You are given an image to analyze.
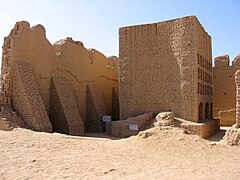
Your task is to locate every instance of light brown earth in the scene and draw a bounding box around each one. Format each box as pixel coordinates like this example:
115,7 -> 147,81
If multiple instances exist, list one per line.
0,127 -> 239,180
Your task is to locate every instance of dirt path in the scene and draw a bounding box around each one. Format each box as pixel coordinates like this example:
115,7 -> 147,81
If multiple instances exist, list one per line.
0,127 -> 239,179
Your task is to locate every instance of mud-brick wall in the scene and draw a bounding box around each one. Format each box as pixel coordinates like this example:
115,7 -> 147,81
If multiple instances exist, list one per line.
12,61 -> 52,132
213,55 -> 240,126
119,16 -> 212,122
194,17 -> 213,122
1,21 -> 119,133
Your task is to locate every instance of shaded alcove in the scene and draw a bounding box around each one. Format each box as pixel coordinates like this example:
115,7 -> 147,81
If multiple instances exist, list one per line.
210,103 -> 213,118
112,87 -> 119,121
205,102 -> 209,119
86,85 -> 105,133
49,78 -> 69,134
198,102 -> 204,122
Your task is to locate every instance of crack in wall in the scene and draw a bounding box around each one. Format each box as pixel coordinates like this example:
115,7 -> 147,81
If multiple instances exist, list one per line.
39,68 -> 118,84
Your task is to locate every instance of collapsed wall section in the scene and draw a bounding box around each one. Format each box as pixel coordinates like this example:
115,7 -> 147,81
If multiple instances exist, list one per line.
49,77 -> 84,135
11,61 -> 52,132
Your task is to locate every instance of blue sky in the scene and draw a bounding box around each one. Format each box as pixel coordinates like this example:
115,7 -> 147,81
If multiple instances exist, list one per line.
0,0 -> 239,61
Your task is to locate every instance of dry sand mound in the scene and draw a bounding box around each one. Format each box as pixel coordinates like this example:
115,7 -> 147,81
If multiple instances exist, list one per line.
0,127 -> 240,179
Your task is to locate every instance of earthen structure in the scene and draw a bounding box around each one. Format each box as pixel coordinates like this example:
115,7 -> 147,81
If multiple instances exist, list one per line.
213,54 -> 240,126
223,70 -> 240,145
119,16 -> 213,122
0,21 -> 118,135
106,112 -> 153,137
0,16 -> 222,139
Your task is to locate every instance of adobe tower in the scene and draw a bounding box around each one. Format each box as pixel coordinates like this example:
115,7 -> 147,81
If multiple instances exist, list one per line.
119,16 -> 213,122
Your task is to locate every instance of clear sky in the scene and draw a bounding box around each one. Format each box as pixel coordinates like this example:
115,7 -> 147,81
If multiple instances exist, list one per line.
0,0 -> 239,61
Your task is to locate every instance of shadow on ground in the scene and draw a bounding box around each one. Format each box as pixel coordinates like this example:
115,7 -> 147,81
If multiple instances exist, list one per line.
208,127 -> 230,143
83,132 -> 122,140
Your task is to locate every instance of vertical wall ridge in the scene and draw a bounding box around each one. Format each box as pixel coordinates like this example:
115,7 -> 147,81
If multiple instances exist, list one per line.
86,85 -> 108,132
50,77 -> 84,135
12,61 -> 52,132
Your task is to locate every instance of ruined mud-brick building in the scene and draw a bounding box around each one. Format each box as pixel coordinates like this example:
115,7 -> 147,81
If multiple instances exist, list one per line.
119,16 -> 213,122
1,16 -> 221,137
0,21 -> 118,135
213,54 -> 240,126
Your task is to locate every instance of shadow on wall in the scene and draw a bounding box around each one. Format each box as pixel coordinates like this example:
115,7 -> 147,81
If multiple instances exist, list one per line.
198,102 -> 213,122
49,77 -> 69,134
86,85 -> 106,133
0,21 -> 119,135
112,87 -> 119,121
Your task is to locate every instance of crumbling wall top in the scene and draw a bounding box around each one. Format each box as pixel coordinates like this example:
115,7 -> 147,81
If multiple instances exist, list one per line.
233,54 -> 240,67
54,37 -> 84,55
214,54 -> 230,67
12,21 -> 30,35
30,24 -> 46,38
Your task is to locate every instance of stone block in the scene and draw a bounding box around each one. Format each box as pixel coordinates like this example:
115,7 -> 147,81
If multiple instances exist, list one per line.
0,118 -> 13,131
106,112 -> 153,137
176,118 -> 220,139
219,110 -> 235,126
154,112 -> 174,127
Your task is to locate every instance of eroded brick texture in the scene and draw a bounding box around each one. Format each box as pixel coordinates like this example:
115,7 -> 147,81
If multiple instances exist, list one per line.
49,77 -> 84,135
1,22 -> 30,99
235,70 -> 240,127
12,61 -> 52,132
222,70 -> 240,145
213,54 -> 240,126
0,21 -> 118,134
86,85 -> 108,132
0,22 -> 31,106
119,16 -> 213,122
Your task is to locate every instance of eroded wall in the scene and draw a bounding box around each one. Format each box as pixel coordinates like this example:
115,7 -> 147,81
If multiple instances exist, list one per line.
213,55 -> 240,126
49,77 -> 84,135
12,61 -> 52,132
1,21 -> 118,133
86,85 -> 108,132
235,70 -> 240,127
119,16 -> 212,122
194,17 -> 213,122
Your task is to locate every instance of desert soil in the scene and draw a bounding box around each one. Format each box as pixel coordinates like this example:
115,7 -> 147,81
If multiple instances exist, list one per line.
0,127 -> 239,180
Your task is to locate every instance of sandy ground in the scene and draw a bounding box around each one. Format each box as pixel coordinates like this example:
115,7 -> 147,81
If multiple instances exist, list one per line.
0,127 -> 240,180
